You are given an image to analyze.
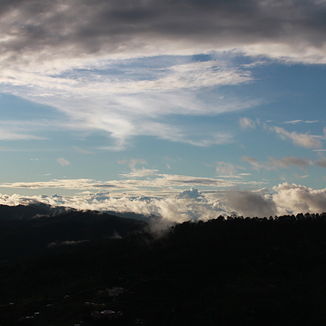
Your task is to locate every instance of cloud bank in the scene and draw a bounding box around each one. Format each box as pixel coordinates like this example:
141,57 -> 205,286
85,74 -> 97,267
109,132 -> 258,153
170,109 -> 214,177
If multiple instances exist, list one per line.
1,0 -> 326,67
1,183 -> 326,222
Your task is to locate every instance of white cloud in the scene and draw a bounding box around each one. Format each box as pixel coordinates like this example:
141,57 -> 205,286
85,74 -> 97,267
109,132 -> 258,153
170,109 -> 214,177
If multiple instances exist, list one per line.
57,157 -> 70,166
178,188 -> 202,199
216,161 -> 239,176
1,182 -> 326,221
272,183 -> 326,215
284,120 -> 319,124
118,158 -> 159,178
239,117 -> 256,129
272,126 -> 322,149
121,169 -> 159,178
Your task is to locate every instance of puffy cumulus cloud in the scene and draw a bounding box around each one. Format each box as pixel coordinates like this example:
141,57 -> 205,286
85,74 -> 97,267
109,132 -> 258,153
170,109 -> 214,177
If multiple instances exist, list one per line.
178,188 -> 202,199
272,126 -> 322,149
226,190 -> 277,217
272,183 -> 326,215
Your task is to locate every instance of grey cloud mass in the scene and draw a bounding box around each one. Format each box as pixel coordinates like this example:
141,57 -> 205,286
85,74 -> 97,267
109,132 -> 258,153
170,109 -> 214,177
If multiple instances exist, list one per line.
316,158 -> 326,168
226,191 -> 277,217
244,156 -> 316,170
1,0 -> 326,67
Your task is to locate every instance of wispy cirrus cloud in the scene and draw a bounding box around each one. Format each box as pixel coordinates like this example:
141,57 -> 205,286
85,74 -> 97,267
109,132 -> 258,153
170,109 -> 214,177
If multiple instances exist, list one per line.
272,126 -> 322,149
240,117 -> 324,150
244,155 -> 315,170
57,157 -> 70,167
215,161 -> 241,176
0,0 -> 325,147
283,120 -> 319,124
0,173 -> 264,192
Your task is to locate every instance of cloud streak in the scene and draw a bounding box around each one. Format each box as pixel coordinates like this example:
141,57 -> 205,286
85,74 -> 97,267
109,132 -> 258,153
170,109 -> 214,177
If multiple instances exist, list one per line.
244,156 -> 314,170
0,173 -> 264,192
272,126 -> 322,149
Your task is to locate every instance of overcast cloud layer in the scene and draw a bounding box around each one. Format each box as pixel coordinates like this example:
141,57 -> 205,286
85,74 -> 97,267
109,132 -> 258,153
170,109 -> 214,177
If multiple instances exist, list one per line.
1,0 -> 326,66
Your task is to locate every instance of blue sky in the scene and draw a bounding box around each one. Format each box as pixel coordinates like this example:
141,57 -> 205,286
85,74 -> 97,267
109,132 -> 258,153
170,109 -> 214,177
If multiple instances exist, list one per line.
0,0 -> 326,220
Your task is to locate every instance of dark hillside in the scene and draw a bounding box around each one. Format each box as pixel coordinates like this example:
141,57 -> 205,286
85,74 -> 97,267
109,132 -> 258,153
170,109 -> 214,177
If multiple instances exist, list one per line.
0,204 -> 60,221
0,209 -> 147,262
1,213 -> 326,325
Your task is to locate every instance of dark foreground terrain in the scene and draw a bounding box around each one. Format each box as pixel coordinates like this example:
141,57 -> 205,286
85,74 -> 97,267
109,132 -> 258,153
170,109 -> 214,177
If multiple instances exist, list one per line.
1,208 -> 326,325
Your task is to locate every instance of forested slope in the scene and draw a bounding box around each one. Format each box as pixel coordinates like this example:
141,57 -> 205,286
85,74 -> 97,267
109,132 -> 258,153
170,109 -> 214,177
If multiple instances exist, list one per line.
1,212 -> 326,325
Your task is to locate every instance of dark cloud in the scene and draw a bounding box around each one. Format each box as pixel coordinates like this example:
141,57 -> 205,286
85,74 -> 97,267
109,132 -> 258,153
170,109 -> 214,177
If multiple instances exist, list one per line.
226,190 -> 277,217
0,0 -> 325,65
244,155 -> 314,170
316,158 -> 326,168
269,156 -> 313,169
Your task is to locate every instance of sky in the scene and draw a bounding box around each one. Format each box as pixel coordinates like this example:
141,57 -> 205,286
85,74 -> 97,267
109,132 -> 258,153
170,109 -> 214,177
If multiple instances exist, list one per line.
0,0 -> 326,222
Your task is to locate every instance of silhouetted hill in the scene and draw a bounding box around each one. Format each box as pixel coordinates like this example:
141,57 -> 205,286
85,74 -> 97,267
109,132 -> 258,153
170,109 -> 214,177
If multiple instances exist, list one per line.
0,208 -> 147,262
0,203 -> 65,221
105,210 -> 159,222
1,212 -> 326,325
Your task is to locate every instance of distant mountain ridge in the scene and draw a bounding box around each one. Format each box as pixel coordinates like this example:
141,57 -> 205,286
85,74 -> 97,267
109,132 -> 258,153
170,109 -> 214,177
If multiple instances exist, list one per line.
0,204 -> 148,262
0,203 -> 66,220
